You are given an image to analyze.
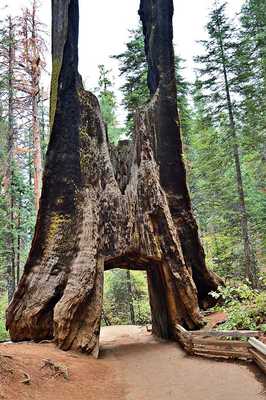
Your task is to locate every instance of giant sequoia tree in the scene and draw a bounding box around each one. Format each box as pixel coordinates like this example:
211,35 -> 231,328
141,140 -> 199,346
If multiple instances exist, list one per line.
6,0 -> 221,356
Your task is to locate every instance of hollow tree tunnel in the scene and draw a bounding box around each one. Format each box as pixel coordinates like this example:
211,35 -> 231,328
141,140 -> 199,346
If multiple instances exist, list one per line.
6,0 -> 222,357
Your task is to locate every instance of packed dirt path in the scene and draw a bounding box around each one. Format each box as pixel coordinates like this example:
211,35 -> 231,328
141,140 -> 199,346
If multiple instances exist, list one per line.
0,325 -> 265,400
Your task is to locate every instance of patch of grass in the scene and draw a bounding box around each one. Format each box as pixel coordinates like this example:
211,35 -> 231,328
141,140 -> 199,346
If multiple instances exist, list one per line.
0,293 -> 9,341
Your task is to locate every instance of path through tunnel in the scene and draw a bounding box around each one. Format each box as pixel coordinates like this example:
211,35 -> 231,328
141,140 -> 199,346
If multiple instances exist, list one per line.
103,257 -> 175,341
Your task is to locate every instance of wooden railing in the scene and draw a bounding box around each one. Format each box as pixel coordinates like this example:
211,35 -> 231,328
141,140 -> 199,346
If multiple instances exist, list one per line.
176,325 -> 266,374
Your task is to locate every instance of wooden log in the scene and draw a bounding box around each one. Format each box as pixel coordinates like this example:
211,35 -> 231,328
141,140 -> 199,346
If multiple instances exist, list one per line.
177,334 -> 191,348
176,324 -> 191,337
193,341 -> 250,352
249,349 -> 266,374
176,324 -> 191,335
193,346 -> 250,356
176,325 -> 265,373
175,324 -> 194,352
248,338 -> 266,356
191,330 -> 261,338
193,348 -> 252,360
192,337 -> 250,348
193,342 -> 249,350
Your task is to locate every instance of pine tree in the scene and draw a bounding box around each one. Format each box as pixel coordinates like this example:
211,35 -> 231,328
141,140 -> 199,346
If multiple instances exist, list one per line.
16,0 -> 47,210
187,80 -> 244,278
194,1 -> 258,287
112,26 -> 150,132
0,6 -> 48,301
0,16 -> 17,301
236,0 -> 266,270
95,64 -> 123,144
113,25 -> 190,136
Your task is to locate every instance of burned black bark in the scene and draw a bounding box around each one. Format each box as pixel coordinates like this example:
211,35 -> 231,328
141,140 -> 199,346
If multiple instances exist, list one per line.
139,0 -> 221,304
6,0 -> 221,356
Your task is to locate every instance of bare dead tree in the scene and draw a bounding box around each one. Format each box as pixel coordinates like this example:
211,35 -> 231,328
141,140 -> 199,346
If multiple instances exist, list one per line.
16,0 -> 47,211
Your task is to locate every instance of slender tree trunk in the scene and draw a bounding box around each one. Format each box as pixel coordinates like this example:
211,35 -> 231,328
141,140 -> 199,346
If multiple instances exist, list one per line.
32,94 -> 42,210
40,87 -> 47,162
28,129 -> 32,186
126,270 -> 135,325
102,308 -> 111,326
217,22 -> 258,288
10,191 -> 16,300
6,16 -> 16,302
16,195 -> 21,285
31,2 -> 42,211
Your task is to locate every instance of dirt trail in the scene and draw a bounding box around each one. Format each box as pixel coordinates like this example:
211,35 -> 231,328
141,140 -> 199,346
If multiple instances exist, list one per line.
0,325 -> 265,400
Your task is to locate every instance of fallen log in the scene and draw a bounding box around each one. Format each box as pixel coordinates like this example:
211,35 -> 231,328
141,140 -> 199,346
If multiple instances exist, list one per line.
249,349 -> 266,374
192,337 -> 251,348
248,337 -> 266,356
193,348 -> 252,360
191,330 -> 261,338
176,324 -> 265,371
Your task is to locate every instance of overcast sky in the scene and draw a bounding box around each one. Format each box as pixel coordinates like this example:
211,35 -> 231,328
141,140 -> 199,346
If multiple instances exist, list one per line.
4,0 -> 244,122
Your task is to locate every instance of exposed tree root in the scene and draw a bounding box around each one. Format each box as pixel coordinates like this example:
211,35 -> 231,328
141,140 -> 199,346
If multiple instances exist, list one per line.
21,372 -> 31,385
41,359 -> 69,380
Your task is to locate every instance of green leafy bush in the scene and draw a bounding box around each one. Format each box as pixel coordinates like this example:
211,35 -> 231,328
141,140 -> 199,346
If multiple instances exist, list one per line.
0,294 -> 9,341
210,283 -> 266,332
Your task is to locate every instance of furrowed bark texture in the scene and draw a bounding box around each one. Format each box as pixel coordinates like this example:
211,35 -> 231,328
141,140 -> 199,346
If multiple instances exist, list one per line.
6,0 -> 221,355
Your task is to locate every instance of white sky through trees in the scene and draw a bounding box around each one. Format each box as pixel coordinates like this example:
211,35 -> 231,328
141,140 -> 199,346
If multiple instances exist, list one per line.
5,0 -> 244,123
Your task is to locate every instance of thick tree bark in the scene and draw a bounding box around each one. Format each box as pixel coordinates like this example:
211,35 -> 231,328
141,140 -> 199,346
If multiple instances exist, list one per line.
6,0 -> 221,355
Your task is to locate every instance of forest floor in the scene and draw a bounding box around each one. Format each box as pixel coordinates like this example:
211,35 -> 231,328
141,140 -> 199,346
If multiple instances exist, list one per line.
0,325 -> 265,400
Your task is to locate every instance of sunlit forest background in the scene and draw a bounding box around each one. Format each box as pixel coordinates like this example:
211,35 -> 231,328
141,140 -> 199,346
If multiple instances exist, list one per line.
0,0 -> 265,339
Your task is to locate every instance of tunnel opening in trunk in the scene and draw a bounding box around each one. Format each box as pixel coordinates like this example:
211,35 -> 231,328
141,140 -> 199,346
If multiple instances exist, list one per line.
102,259 -> 174,342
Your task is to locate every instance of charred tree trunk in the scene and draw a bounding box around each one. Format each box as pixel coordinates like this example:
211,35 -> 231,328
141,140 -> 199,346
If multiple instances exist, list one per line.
6,0 -> 222,355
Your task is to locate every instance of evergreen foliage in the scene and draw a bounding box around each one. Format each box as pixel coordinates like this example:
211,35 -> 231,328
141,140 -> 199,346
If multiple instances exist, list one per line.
192,1 -> 263,286
112,26 -> 150,132
95,64 -> 124,144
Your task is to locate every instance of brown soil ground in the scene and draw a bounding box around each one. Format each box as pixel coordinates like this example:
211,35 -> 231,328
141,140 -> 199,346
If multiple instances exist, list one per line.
204,311 -> 228,329
0,325 -> 265,400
